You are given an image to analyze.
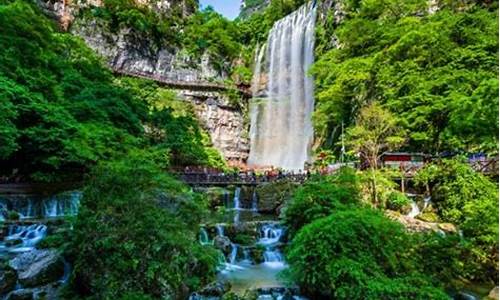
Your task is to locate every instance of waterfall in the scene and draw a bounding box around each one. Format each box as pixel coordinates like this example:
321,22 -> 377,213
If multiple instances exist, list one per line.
229,243 -> 238,264
259,223 -> 283,245
199,228 -> 211,245
233,187 -> 242,224
251,191 -> 258,212
248,1 -> 317,170
4,224 -> 47,253
407,200 -> 420,218
233,187 -> 241,210
216,224 -> 225,237
223,190 -> 230,208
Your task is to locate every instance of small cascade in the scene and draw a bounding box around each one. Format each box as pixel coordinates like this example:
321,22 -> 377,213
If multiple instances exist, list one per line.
233,187 -> 241,210
0,191 -> 81,219
263,249 -> 284,264
223,190 -> 230,208
216,224 -> 225,237
199,228 -> 211,245
407,200 -> 420,218
259,223 -> 284,245
423,196 -> 431,209
19,199 -> 35,219
229,243 -> 238,264
4,224 -> 47,253
42,191 -> 81,218
259,223 -> 286,268
233,187 -> 242,224
251,191 -> 259,212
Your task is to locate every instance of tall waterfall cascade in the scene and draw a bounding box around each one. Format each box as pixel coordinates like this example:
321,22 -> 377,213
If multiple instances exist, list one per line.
248,2 -> 317,170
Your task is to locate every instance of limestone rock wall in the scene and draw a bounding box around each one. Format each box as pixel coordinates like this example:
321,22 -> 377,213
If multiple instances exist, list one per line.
177,90 -> 249,164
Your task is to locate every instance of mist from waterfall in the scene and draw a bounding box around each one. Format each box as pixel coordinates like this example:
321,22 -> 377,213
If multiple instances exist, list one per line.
248,1 -> 317,170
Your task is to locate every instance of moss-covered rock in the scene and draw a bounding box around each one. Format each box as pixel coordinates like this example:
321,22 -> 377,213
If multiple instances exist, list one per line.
416,212 -> 440,223
255,181 -> 297,214
0,264 -> 17,294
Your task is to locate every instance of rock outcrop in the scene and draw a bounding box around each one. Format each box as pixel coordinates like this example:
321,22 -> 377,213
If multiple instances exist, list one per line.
181,90 -> 249,163
385,210 -> 457,234
9,250 -> 65,288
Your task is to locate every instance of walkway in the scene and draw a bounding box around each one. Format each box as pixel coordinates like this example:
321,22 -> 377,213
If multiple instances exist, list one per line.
113,69 -> 252,97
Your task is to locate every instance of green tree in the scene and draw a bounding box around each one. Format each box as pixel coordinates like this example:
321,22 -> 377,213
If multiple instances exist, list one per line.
283,167 -> 361,236
345,103 -> 405,206
286,208 -> 449,299
69,152 -> 218,299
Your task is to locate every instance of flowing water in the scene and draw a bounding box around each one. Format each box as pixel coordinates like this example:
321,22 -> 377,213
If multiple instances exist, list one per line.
248,1 -> 317,170
0,191 -> 81,219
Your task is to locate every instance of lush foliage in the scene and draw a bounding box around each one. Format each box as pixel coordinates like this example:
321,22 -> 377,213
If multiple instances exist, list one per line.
313,0 -> 498,155
0,1 -> 226,182
415,159 -> 499,281
68,152 -> 218,299
0,1 -> 147,181
283,167 -> 361,236
117,77 -> 226,169
286,209 -> 449,299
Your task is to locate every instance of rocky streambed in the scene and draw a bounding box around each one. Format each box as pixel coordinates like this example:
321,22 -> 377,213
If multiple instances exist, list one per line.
0,191 -> 80,300
192,184 -> 306,300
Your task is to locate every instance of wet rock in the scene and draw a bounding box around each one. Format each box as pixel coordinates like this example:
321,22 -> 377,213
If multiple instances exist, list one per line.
416,212 -> 440,223
214,236 -> 232,255
5,289 -> 33,300
9,249 -> 65,288
0,265 -> 17,294
385,210 -> 456,234
255,181 -> 297,214
488,286 -> 499,300
438,223 -> 457,234
5,238 -> 23,247
198,281 -> 231,297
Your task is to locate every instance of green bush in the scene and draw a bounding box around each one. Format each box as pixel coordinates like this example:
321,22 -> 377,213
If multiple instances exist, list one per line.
415,159 -> 499,282
286,208 -> 448,299
68,152 -> 219,299
6,211 -> 19,221
283,167 -> 361,236
386,191 -> 410,212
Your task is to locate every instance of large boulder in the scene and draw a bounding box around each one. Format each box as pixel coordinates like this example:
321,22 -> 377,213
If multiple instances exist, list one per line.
385,210 -> 457,234
9,250 -> 65,288
214,236 -> 232,255
0,264 -> 17,294
198,281 -> 231,297
254,181 -> 297,214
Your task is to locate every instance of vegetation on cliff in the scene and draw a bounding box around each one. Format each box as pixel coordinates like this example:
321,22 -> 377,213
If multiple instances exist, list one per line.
0,0 -> 224,182
312,0 -> 498,155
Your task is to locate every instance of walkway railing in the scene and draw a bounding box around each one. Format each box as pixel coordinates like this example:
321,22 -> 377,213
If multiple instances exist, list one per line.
113,69 -> 252,96
176,172 -> 308,186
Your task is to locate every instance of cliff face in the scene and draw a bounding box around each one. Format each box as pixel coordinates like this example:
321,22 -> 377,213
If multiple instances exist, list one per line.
179,90 -> 249,164
70,17 -> 224,83
34,0 -> 250,164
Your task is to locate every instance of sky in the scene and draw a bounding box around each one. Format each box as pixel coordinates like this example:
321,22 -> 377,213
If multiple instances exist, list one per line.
199,0 -> 241,20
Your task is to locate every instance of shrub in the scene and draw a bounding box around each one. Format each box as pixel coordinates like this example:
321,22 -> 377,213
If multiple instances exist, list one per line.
283,167 -> 361,236
286,208 -> 448,299
68,152 -> 218,299
386,191 -> 410,212
415,159 -> 498,282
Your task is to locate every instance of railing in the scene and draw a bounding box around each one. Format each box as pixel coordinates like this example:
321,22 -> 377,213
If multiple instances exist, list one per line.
176,172 -> 309,185
113,69 -> 252,96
